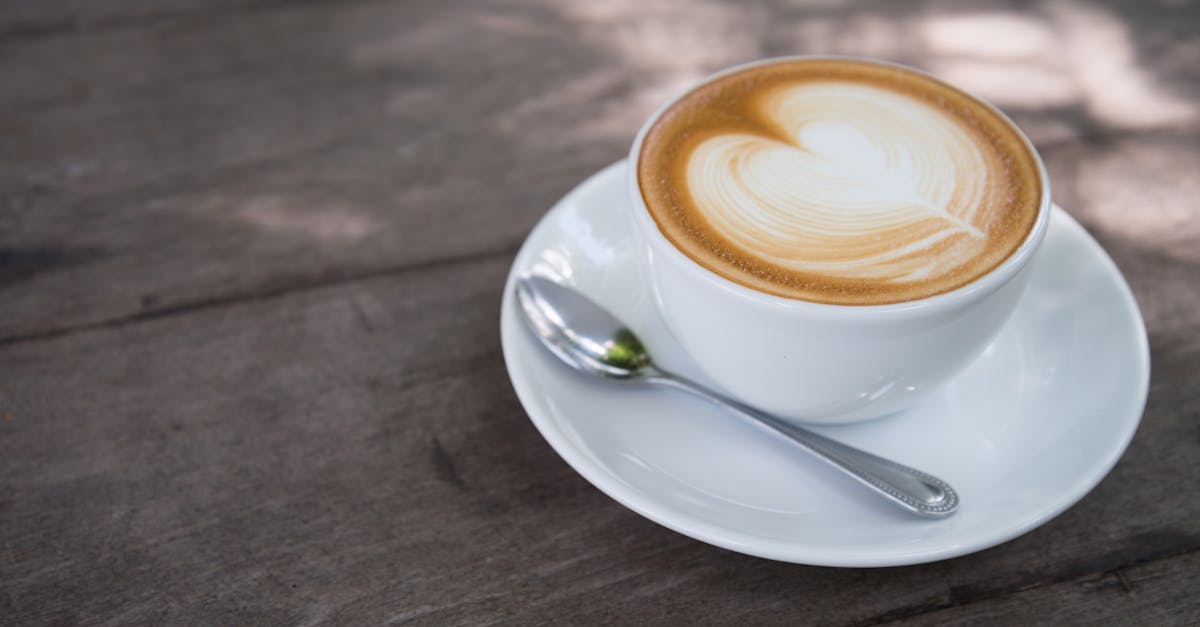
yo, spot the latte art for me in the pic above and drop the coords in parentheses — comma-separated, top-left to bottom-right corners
(638, 59, 1042, 304)
(690, 84, 988, 282)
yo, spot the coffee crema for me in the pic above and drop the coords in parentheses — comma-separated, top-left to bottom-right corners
(637, 58, 1042, 305)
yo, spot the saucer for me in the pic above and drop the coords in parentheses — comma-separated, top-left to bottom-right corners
(499, 161, 1149, 567)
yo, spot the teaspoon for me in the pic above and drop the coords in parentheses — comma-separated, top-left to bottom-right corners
(515, 275, 958, 519)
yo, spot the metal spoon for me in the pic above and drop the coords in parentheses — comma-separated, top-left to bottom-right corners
(515, 275, 959, 519)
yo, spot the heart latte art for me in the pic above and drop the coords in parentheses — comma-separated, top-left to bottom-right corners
(638, 59, 1042, 305)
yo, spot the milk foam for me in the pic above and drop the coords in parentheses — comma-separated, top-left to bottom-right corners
(637, 59, 1042, 304)
(687, 82, 989, 282)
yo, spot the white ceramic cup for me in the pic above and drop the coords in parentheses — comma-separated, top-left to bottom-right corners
(626, 56, 1052, 425)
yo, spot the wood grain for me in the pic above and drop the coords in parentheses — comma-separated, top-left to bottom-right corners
(1, 251, 1198, 624)
(2, 0, 1198, 624)
(0, 0, 631, 341)
(4, 0, 1197, 342)
(895, 552, 1200, 626)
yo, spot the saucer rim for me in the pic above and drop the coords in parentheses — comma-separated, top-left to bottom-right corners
(500, 160, 1150, 567)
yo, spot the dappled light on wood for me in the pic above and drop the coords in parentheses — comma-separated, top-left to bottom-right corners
(236, 195, 375, 243)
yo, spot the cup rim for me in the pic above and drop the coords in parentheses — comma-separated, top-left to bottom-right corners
(626, 54, 1052, 318)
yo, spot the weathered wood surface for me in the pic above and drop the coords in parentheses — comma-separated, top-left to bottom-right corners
(1, 0, 1198, 624)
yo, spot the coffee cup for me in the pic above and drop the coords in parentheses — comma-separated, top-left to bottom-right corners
(627, 56, 1051, 424)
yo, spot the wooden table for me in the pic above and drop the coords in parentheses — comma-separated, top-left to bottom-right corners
(3, 1, 1198, 624)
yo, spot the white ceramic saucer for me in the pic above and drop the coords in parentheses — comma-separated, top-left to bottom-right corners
(499, 161, 1149, 567)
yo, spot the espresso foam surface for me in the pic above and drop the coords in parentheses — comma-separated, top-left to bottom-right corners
(638, 59, 1042, 305)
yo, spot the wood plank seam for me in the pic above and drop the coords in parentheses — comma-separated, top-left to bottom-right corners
(0, 240, 523, 349)
(854, 543, 1200, 626)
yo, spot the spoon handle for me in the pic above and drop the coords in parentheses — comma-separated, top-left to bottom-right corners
(646, 369, 959, 518)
